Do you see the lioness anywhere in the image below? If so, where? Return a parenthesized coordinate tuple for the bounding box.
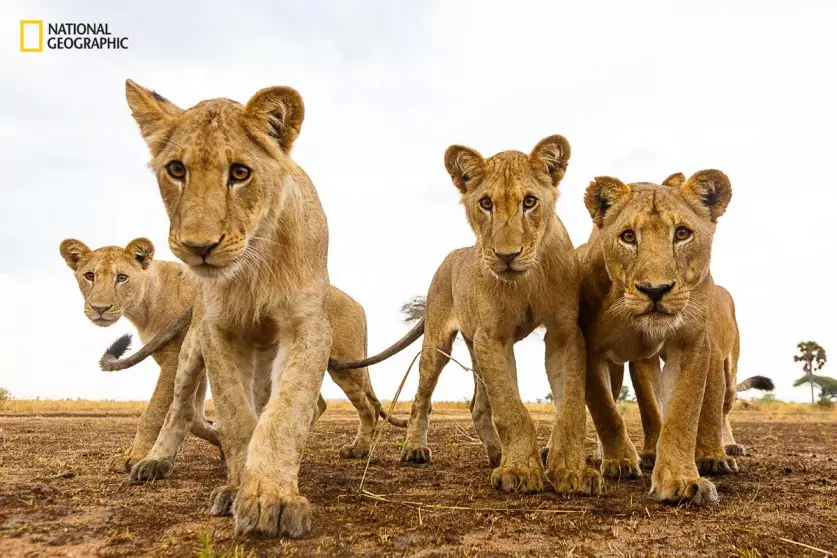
(611, 282, 773, 463)
(395, 136, 601, 496)
(126, 79, 333, 537)
(580, 169, 734, 505)
(59, 238, 221, 471)
(98, 283, 406, 483)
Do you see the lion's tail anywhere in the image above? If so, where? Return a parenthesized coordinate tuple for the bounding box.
(100, 308, 192, 372)
(329, 316, 425, 371)
(736, 375, 775, 392)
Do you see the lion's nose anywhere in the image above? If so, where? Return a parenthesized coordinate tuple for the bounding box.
(494, 250, 522, 265)
(636, 282, 674, 303)
(91, 305, 112, 315)
(182, 237, 222, 258)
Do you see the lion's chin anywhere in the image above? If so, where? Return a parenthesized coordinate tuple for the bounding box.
(633, 311, 684, 340)
(88, 316, 119, 327)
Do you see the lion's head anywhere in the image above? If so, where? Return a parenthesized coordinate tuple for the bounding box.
(584, 170, 732, 337)
(444, 136, 571, 281)
(59, 238, 155, 327)
(125, 80, 306, 280)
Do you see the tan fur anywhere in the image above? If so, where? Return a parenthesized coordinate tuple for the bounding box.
(59, 238, 220, 471)
(126, 80, 333, 538)
(401, 136, 602, 496)
(580, 169, 733, 505)
(627, 284, 752, 464)
(128, 285, 400, 483)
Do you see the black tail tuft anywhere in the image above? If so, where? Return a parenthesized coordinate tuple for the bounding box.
(400, 296, 426, 324)
(106, 334, 132, 360)
(749, 375, 775, 391)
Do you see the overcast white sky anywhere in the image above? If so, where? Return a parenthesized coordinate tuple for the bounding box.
(1, 0, 835, 404)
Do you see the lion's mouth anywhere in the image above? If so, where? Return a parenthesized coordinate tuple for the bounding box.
(90, 317, 118, 327)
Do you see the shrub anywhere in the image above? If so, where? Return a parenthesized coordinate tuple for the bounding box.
(0, 387, 11, 401)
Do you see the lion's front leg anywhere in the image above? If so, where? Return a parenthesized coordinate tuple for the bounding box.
(544, 326, 603, 496)
(472, 330, 544, 494)
(109, 349, 178, 473)
(232, 313, 332, 539)
(586, 354, 641, 479)
(201, 325, 260, 518)
(630, 357, 663, 470)
(131, 330, 207, 482)
(651, 335, 718, 505)
(695, 348, 737, 475)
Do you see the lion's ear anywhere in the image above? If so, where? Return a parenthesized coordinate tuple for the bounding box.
(60, 239, 92, 270)
(680, 169, 732, 222)
(125, 238, 155, 270)
(444, 145, 484, 194)
(530, 135, 571, 187)
(662, 172, 686, 188)
(243, 86, 305, 153)
(125, 80, 182, 157)
(584, 176, 632, 227)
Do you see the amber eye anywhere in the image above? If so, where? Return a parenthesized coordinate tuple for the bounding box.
(229, 163, 251, 183)
(116, 274, 129, 283)
(620, 229, 636, 244)
(166, 160, 186, 180)
(83, 272, 94, 281)
(523, 195, 538, 210)
(674, 226, 693, 242)
(479, 197, 493, 211)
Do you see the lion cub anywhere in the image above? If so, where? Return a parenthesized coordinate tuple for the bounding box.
(59, 238, 220, 471)
(400, 136, 602, 496)
(580, 169, 733, 505)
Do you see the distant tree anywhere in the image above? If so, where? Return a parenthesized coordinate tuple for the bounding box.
(617, 385, 633, 402)
(544, 392, 553, 404)
(794, 341, 827, 404)
(793, 374, 837, 401)
(0, 387, 11, 401)
(401, 296, 426, 324)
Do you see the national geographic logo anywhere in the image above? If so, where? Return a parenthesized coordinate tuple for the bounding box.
(20, 21, 129, 52)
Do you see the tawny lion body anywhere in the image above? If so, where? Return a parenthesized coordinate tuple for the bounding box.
(400, 136, 602, 496)
(613, 283, 773, 464)
(580, 170, 734, 505)
(126, 80, 335, 538)
(59, 238, 221, 471)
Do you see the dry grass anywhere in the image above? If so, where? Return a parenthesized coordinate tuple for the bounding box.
(3, 396, 835, 420)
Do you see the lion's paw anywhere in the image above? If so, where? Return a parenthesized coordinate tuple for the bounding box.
(130, 458, 173, 482)
(400, 446, 432, 464)
(209, 484, 238, 516)
(601, 457, 642, 479)
(652, 476, 718, 506)
(724, 444, 746, 457)
(338, 444, 369, 459)
(639, 452, 657, 470)
(108, 452, 145, 474)
(490, 464, 545, 494)
(547, 466, 603, 496)
(233, 492, 311, 538)
(697, 455, 738, 476)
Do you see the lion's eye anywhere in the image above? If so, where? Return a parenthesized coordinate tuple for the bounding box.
(619, 229, 636, 244)
(83, 272, 94, 281)
(116, 274, 129, 283)
(479, 197, 493, 211)
(674, 226, 693, 242)
(166, 160, 186, 180)
(523, 195, 538, 210)
(229, 164, 251, 183)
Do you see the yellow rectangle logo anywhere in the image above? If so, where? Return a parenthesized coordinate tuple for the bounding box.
(20, 20, 43, 52)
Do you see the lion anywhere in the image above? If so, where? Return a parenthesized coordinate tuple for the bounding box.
(610, 284, 774, 468)
(125, 79, 337, 538)
(98, 281, 406, 482)
(579, 169, 736, 505)
(59, 238, 221, 471)
(376, 136, 602, 496)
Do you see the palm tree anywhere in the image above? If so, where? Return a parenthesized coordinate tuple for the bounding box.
(793, 341, 827, 404)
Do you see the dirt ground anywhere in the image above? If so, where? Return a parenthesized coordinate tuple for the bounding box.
(1, 407, 836, 557)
